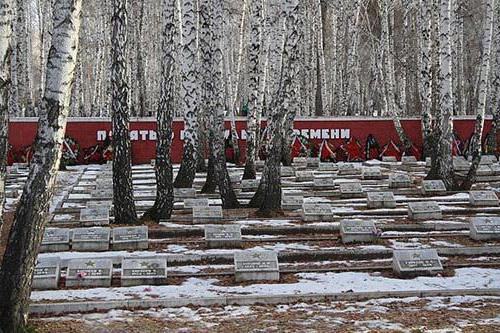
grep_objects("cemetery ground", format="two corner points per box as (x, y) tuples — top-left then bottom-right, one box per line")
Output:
(2, 158), (500, 332)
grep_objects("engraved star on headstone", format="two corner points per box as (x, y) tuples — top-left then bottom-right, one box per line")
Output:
(86, 260), (96, 267)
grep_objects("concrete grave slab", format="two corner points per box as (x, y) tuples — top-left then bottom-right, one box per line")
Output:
(421, 180), (447, 196)
(204, 224), (242, 248)
(234, 250), (279, 282)
(66, 258), (113, 288)
(339, 182), (364, 198)
(302, 203), (333, 222)
(470, 217), (500, 240)
(32, 257), (60, 290)
(174, 188), (196, 199)
(366, 192), (396, 209)
(72, 227), (110, 251)
(407, 201), (442, 220)
(295, 170), (315, 182)
(121, 258), (167, 287)
(193, 206), (223, 223)
(40, 228), (71, 253)
(469, 191), (499, 207)
(80, 206), (110, 226)
(340, 219), (378, 243)
(281, 195), (304, 210)
(388, 173), (412, 188)
(112, 226), (148, 250)
(393, 249), (443, 277)
(362, 167), (382, 180)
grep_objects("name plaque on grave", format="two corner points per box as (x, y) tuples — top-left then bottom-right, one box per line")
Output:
(205, 224), (242, 248)
(408, 201), (442, 220)
(121, 258), (167, 286)
(281, 166), (296, 177)
(66, 258), (113, 287)
(469, 191), (499, 206)
(72, 227), (110, 251)
(421, 180), (447, 195)
(363, 167), (382, 180)
(241, 179), (260, 191)
(302, 203), (333, 221)
(174, 188), (196, 199)
(318, 163), (337, 172)
(80, 206), (110, 225)
(382, 156), (397, 162)
(281, 196), (304, 210)
(184, 198), (210, 209)
(340, 219), (377, 243)
(41, 228), (70, 252)
(338, 163), (361, 175)
(388, 173), (412, 188)
(393, 249), (443, 277)
(470, 217), (500, 240)
(306, 157), (320, 168)
(33, 257), (60, 290)
(401, 156), (418, 165)
(295, 171), (314, 182)
(366, 192), (396, 209)
(313, 178), (335, 189)
(193, 206), (223, 223)
(339, 182), (364, 198)
(234, 251), (279, 281)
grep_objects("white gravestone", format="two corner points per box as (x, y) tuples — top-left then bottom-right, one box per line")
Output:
(362, 167), (383, 180)
(281, 166), (296, 177)
(40, 228), (71, 252)
(241, 179), (260, 192)
(121, 258), (167, 287)
(318, 163), (338, 172)
(313, 177), (335, 189)
(407, 201), (442, 220)
(470, 217), (500, 240)
(32, 257), (60, 290)
(87, 200), (112, 209)
(193, 206), (223, 223)
(401, 156), (418, 166)
(469, 191), (499, 207)
(295, 170), (315, 182)
(184, 198), (210, 209)
(338, 163), (362, 176)
(112, 226), (149, 250)
(174, 187), (196, 199)
(91, 188), (113, 199)
(339, 182), (364, 198)
(281, 196), (304, 210)
(477, 165), (494, 176)
(234, 250), (280, 282)
(72, 227), (110, 251)
(302, 203), (333, 222)
(205, 224), (242, 248)
(292, 157), (308, 168)
(80, 206), (110, 226)
(388, 173), (412, 188)
(306, 157), (320, 168)
(382, 156), (397, 163)
(340, 219), (378, 243)
(393, 249), (443, 277)
(66, 258), (113, 287)
(490, 164), (500, 176)
(366, 192), (396, 209)
(453, 157), (470, 172)
(421, 180), (447, 196)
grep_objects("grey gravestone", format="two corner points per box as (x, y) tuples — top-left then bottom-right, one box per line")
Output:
(388, 173), (412, 188)
(313, 177), (335, 189)
(241, 179), (260, 192)
(307, 157), (320, 168)
(490, 164), (500, 176)
(293, 157), (308, 166)
(401, 156), (418, 165)
(474, 155), (497, 165)
(174, 188), (196, 199)
(184, 198), (210, 209)
(339, 182), (364, 198)
(453, 157), (470, 172)
(382, 156), (397, 162)
(193, 206), (223, 223)
(477, 165), (494, 176)
(72, 227), (110, 251)
(393, 249), (443, 277)
(121, 258), (167, 287)
(302, 203), (333, 222)
(470, 217), (500, 240)
(234, 250), (279, 282)
(340, 219), (378, 243)
(338, 163), (362, 176)
(112, 226), (148, 250)
(295, 170), (314, 182)
(281, 166), (296, 177)
(362, 167), (382, 180)
(32, 257), (60, 290)
(66, 258), (113, 287)
(407, 201), (442, 220)
(469, 191), (499, 206)
(205, 224), (242, 248)
(366, 192), (396, 209)
(87, 200), (112, 209)
(40, 228), (70, 252)
(281, 195), (304, 210)
(229, 172), (241, 183)
(318, 163), (338, 172)
(91, 188), (113, 199)
(80, 206), (110, 226)
(421, 180), (447, 196)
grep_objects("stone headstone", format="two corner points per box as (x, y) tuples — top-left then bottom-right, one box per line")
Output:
(407, 201), (442, 220)
(121, 258), (167, 287)
(193, 206), (223, 223)
(112, 226), (148, 250)
(184, 198), (210, 209)
(174, 188), (196, 199)
(302, 203), (333, 222)
(340, 219), (378, 243)
(339, 182), (364, 198)
(80, 206), (110, 226)
(388, 173), (412, 188)
(382, 156), (397, 163)
(229, 172), (241, 183)
(205, 224), (242, 248)
(281, 166), (296, 177)
(338, 163), (361, 176)
(392, 249), (443, 277)
(87, 200), (113, 209)
(469, 191), (499, 206)
(366, 192), (396, 209)
(306, 157), (320, 168)
(401, 156), (418, 165)
(234, 250), (279, 282)
(295, 170), (315, 182)
(293, 157), (308, 166)
(241, 179), (260, 192)
(32, 257), (60, 290)
(91, 188), (113, 199)
(490, 164), (500, 176)
(453, 157), (470, 172)
(40, 228), (71, 252)
(66, 258), (113, 287)
(313, 177), (335, 189)
(477, 165), (494, 176)
(72, 227), (110, 251)
(475, 155), (497, 165)
(421, 180), (447, 196)
(362, 167), (382, 180)
(470, 217), (500, 240)
(281, 195), (304, 210)
(318, 163), (338, 172)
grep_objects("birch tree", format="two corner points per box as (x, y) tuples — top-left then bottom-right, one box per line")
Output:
(0, 1), (82, 330)
(0, 0), (13, 228)
(174, 0), (199, 188)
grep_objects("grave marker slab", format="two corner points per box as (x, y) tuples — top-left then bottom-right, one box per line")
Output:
(281, 196), (304, 210)
(453, 157), (470, 172)
(66, 258), (113, 287)
(112, 226), (148, 250)
(193, 206), (223, 223)
(318, 163), (338, 172)
(477, 165), (494, 176)
(393, 249), (443, 277)
(313, 177), (335, 189)
(366, 192), (396, 209)
(362, 167), (382, 180)
(388, 173), (412, 188)
(306, 157), (320, 168)
(174, 188), (196, 199)
(295, 170), (315, 182)
(205, 224), (242, 248)
(32, 257), (60, 290)
(401, 156), (418, 165)
(408, 201), (442, 220)
(91, 188), (113, 199)
(40, 228), (71, 252)
(86, 200), (112, 209)
(338, 163), (362, 176)
(469, 191), (499, 206)
(421, 180), (447, 196)
(302, 203), (333, 221)
(382, 156), (397, 162)
(234, 250), (279, 282)
(80, 206), (110, 226)
(339, 182), (364, 198)
(340, 219), (378, 243)
(121, 258), (167, 287)
(281, 166), (296, 177)
(184, 198), (210, 209)
(72, 227), (110, 251)
(470, 217), (500, 240)
(490, 164), (500, 176)
(241, 179), (260, 192)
